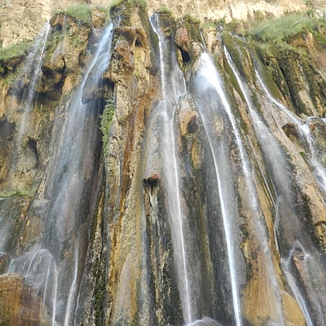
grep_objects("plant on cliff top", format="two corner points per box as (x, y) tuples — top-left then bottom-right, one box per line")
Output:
(246, 13), (326, 43)
(109, 0), (147, 11)
(0, 41), (32, 62)
(54, 5), (93, 24)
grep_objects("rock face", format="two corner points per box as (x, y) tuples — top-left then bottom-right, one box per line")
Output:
(0, 273), (51, 325)
(1, 0), (326, 48)
(1, 0), (326, 325)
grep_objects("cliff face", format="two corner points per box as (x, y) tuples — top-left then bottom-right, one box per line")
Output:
(1, 0), (325, 47)
(1, 1), (326, 325)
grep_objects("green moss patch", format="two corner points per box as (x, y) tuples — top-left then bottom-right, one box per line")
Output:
(101, 98), (115, 156)
(0, 41), (32, 62)
(53, 5), (93, 24)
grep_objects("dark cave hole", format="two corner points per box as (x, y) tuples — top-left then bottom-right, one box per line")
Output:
(177, 46), (191, 64)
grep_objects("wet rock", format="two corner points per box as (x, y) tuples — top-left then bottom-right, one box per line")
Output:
(0, 253), (10, 274)
(282, 122), (298, 138)
(0, 119), (15, 141)
(113, 39), (135, 75)
(179, 105), (199, 135)
(175, 26), (191, 52)
(0, 273), (42, 326)
(91, 9), (107, 28)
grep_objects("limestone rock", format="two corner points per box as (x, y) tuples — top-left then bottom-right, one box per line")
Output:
(0, 273), (42, 326)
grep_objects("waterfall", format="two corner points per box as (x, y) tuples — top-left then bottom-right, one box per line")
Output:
(150, 14), (192, 324)
(194, 52), (242, 326)
(5, 23), (114, 325)
(8, 22), (50, 181)
(225, 46), (326, 325)
(2, 5), (326, 326)
(255, 69), (326, 195)
(220, 48), (287, 323)
(16, 22), (50, 140)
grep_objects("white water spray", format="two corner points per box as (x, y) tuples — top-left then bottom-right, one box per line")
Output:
(16, 22), (50, 146)
(197, 52), (242, 326)
(255, 68), (326, 195)
(281, 242), (315, 326)
(151, 14), (192, 324)
(224, 47), (326, 325)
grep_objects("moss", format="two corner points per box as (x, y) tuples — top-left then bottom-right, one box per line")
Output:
(0, 41), (32, 62)
(201, 20), (217, 29)
(222, 53), (245, 103)
(0, 189), (33, 198)
(177, 13), (201, 42)
(45, 30), (64, 61)
(53, 5), (93, 24)
(101, 98), (115, 156)
(222, 33), (245, 78)
(180, 13), (201, 25)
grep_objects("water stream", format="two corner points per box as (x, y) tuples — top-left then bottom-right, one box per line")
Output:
(221, 48), (286, 323)
(225, 46), (326, 325)
(6, 23), (114, 325)
(16, 23), (50, 139)
(255, 68), (326, 195)
(194, 52), (242, 326)
(150, 14), (192, 324)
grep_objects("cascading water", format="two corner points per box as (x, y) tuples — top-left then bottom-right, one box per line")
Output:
(225, 46), (326, 325)
(255, 69), (326, 195)
(150, 14), (192, 324)
(3, 23), (114, 325)
(15, 23), (50, 139)
(9, 22), (50, 179)
(216, 48), (287, 323)
(193, 52), (242, 326)
(2, 4), (326, 326)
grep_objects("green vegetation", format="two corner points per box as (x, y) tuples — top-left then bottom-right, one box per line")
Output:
(101, 98), (115, 154)
(0, 189), (33, 198)
(94, 5), (110, 16)
(54, 4), (93, 24)
(109, 0), (147, 11)
(158, 5), (174, 16)
(0, 41), (32, 62)
(201, 20), (217, 29)
(246, 13), (326, 44)
(45, 30), (63, 56)
(180, 13), (201, 25)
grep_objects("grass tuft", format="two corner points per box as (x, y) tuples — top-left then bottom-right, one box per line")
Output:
(0, 42), (32, 62)
(54, 5), (93, 24)
(246, 13), (326, 43)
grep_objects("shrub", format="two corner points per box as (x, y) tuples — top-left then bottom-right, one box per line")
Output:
(0, 41), (32, 62)
(54, 5), (93, 24)
(246, 13), (326, 43)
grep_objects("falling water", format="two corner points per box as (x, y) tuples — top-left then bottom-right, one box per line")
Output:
(64, 241), (79, 326)
(255, 69), (326, 195)
(15, 22), (50, 150)
(223, 47), (286, 323)
(224, 47), (326, 325)
(195, 52), (242, 326)
(8, 248), (58, 324)
(281, 242), (314, 326)
(2, 22), (114, 325)
(150, 14), (192, 324)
